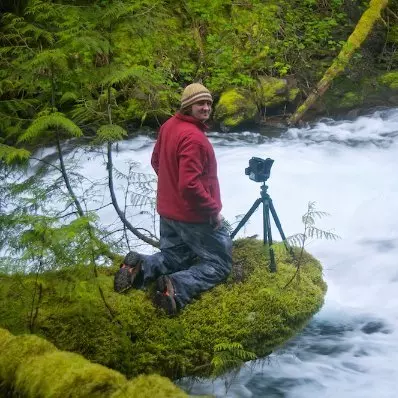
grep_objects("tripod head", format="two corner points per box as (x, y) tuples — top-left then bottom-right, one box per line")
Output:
(245, 157), (274, 183)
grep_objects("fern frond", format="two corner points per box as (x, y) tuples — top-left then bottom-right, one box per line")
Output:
(59, 92), (78, 105)
(302, 201), (330, 226)
(130, 192), (156, 208)
(287, 233), (306, 247)
(29, 49), (68, 74)
(2, 13), (54, 46)
(211, 342), (256, 376)
(306, 227), (340, 240)
(101, 65), (147, 86)
(95, 124), (127, 143)
(19, 113), (82, 143)
(0, 144), (30, 164)
(0, 99), (37, 114)
(221, 217), (233, 233)
(19, 22), (54, 44)
(70, 100), (103, 124)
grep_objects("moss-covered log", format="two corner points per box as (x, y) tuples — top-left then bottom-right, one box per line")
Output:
(289, 0), (389, 125)
(0, 328), (189, 398)
(0, 239), (326, 381)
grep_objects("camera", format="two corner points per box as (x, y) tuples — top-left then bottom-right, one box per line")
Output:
(245, 157), (274, 183)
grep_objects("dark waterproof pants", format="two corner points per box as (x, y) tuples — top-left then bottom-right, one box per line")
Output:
(140, 217), (232, 309)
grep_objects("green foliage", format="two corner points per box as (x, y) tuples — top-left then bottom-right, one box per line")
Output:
(211, 342), (256, 377)
(0, 239), (326, 380)
(288, 201), (340, 247)
(0, 0), (396, 139)
(285, 202), (339, 287)
(0, 162), (117, 272)
(96, 124), (128, 144)
(19, 113), (82, 144)
(0, 144), (30, 164)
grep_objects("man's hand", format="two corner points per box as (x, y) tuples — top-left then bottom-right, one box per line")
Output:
(210, 213), (222, 230)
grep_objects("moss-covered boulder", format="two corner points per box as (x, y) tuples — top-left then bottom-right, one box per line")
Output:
(0, 239), (326, 381)
(255, 76), (300, 109)
(321, 69), (398, 114)
(214, 88), (257, 127)
(379, 70), (398, 90)
(0, 328), (189, 398)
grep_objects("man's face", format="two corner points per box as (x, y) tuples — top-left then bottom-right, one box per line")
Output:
(191, 100), (212, 122)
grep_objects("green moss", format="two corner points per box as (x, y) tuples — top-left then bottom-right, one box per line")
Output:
(0, 240), (326, 381)
(288, 88), (300, 102)
(0, 334), (56, 391)
(379, 71), (398, 90)
(0, 328), (190, 397)
(15, 351), (126, 398)
(214, 89), (257, 127)
(256, 76), (289, 107)
(0, 327), (14, 350)
(111, 375), (188, 398)
(340, 91), (364, 108)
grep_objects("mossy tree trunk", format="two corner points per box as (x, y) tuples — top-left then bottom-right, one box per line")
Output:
(289, 0), (389, 126)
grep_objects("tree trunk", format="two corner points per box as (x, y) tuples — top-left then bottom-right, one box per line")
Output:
(289, 0), (389, 126)
(106, 142), (160, 248)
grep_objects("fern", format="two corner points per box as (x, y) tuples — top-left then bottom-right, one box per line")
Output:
(285, 201), (340, 287)
(59, 92), (78, 105)
(211, 342), (256, 376)
(101, 65), (148, 86)
(288, 201), (340, 246)
(29, 49), (68, 75)
(19, 113), (82, 143)
(95, 124), (127, 143)
(0, 144), (30, 164)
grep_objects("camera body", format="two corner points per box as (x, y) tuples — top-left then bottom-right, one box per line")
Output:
(245, 157), (274, 183)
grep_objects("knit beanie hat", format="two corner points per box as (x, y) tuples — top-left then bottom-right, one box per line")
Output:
(180, 83), (213, 109)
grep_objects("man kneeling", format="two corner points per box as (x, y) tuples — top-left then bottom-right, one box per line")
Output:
(114, 83), (232, 315)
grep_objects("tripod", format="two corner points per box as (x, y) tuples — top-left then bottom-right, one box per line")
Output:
(231, 182), (293, 272)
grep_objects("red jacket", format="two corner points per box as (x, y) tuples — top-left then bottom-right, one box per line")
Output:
(151, 113), (222, 223)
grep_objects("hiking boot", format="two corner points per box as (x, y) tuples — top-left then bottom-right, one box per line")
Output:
(114, 251), (143, 293)
(154, 275), (177, 316)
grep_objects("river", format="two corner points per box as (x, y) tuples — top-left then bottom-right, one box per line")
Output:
(22, 108), (398, 397)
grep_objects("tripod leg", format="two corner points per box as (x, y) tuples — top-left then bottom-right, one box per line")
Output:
(269, 199), (295, 258)
(231, 198), (263, 239)
(264, 199), (277, 272)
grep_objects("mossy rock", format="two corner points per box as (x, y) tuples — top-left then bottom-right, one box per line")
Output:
(0, 328), (190, 398)
(15, 351), (126, 398)
(255, 76), (299, 108)
(379, 70), (398, 90)
(214, 88), (257, 127)
(0, 334), (56, 391)
(111, 374), (188, 398)
(323, 71), (398, 114)
(0, 239), (326, 381)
